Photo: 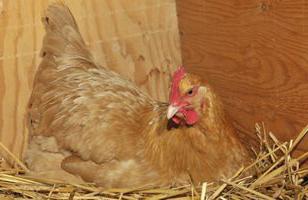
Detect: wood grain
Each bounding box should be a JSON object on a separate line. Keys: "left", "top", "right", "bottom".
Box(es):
{"left": 177, "top": 0, "right": 308, "bottom": 155}
{"left": 0, "top": 0, "right": 181, "bottom": 163}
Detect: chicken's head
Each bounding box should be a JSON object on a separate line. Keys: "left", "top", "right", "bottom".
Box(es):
{"left": 167, "top": 67, "right": 207, "bottom": 126}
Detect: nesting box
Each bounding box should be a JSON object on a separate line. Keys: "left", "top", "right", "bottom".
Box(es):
{"left": 0, "top": 0, "right": 307, "bottom": 199}
{"left": 0, "top": 0, "right": 307, "bottom": 167}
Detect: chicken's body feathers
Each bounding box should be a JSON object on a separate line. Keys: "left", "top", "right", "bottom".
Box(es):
{"left": 25, "top": 3, "right": 252, "bottom": 188}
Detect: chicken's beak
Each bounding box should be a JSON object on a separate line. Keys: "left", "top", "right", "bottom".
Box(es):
{"left": 167, "top": 105, "right": 180, "bottom": 119}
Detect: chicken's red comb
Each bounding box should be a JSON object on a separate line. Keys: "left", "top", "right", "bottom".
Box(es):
{"left": 169, "top": 66, "right": 186, "bottom": 103}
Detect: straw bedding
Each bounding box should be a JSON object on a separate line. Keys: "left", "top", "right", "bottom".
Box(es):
{"left": 0, "top": 123, "right": 307, "bottom": 200}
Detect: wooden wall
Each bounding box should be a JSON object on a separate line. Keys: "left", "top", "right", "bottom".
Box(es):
{"left": 177, "top": 0, "right": 308, "bottom": 155}
{"left": 0, "top": 0, "right": 181, "bottom": 164}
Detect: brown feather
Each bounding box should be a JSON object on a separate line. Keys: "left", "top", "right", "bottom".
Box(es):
{"left": 25, "top": 3, "right": 253, "bottom": 188}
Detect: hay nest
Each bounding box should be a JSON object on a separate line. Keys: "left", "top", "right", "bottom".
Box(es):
{"left": 0, "top": 124, "right": 307, "bottom": 200}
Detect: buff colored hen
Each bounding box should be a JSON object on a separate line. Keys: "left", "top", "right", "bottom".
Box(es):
{"left": 25, "top": 3, "right": 252, "bottom": 188}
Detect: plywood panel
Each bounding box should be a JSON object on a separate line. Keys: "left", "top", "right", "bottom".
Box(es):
{"left": 0, "top": 0, "right": 181, "bottom": 165}
{"left": 177, "top": 0, "right": 308, "bottom": 155}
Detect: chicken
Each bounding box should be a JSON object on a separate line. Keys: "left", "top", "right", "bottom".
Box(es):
{"left": 25, "top": 3, "right": 252, "bottom": 188}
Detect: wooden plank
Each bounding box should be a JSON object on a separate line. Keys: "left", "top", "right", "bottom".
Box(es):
{"left": 176, "top": 0, "right": 308, "bottom": 155}
{"left": 0, "top": 0, "right": 181, "bottom": 163}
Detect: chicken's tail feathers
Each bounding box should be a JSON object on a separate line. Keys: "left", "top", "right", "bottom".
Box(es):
{"left": 40, "top": 2, "right": 94, "bottom": 66}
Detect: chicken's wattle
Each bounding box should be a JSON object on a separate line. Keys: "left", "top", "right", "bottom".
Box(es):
{"left": 172, "top": 108, "right": 199, "bottom": 125}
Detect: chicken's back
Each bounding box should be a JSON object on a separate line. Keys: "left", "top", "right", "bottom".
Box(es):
{"left": 26, "top": 3, "right": 158, "bottom": 176}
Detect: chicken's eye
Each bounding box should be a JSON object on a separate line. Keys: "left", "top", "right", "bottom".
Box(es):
{"left": 187, "top": 88, "right": 194, "bottom": 96}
